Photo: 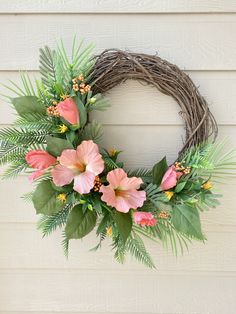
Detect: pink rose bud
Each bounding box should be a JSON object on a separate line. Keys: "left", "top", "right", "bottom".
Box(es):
{"left": 161, "top": 165, "right": 182, "bottom": 191}
{"left": 133, "top": 212, "right": 157, "bottom": 227}
{"left": 56, "top": 98, "right": 80, "bottom": 125}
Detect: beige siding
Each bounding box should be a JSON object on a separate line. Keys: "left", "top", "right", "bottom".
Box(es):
{"left": 0, "top": 1, "right": 236, "bottom": 313}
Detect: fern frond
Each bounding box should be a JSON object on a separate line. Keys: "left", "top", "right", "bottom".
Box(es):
{"left": 2, "top": 159, "right": 28, "bottom": 178}
{"left": 39, "top": 46, "right": 57, "bottom": 89}
{"left": 62, "top": 232, "right": 69, "bottom": 258}
{"left": 14, "top": 113, "right": 53, "bottom": 132}
{"left": 126, "top": 232, "right": 156, "bottom": 269}
{"left": 0, "top": 142, "right": 26, "bottom": 166}
{"left": 127, "top": 168, "right": 153, "bottom": 183}
{"left": 0, "top": 127, "right": 48, "bottom": 146}
{"left": 37, "top": 206, "right": 70, "bottom": 237}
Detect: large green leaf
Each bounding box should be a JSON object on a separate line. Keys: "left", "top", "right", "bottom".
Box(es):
{"left": 12, "top": 96, "right": 45, "bottom": 116}
{"left": 65, "top": 204, "right": 97, "bottom": 239}
{"left": 74, "top": 96, "right": 87, "bottom": 128}
{"left": 32, "top": 180, "right": 63, "bottom": 215}
{"left": 152, "top": 156, "right": 168, "bottom": 185}
{"left": 171, "top": 204, "right": 205, "bottom": 240}
{"left": 46, "top": 136, "right": 73, "bottom": 156}
{"left": 113, "top": 211, "right": 132, "bottom": 243}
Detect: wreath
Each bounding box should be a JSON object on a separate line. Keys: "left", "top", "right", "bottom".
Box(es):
{"left": 1, "top": 39, "right": 235, "bottom": 268}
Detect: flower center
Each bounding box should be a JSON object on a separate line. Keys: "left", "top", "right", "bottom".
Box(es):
{"left": 114, "top": 188, "right": 127, "bottom": 197}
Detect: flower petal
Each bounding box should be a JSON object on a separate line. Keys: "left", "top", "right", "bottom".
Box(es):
{"left": 25, "top": 150, "right": 56, "bottom": 170}
{"left": 121, "top": 189, "right": 146, "bottom": 210}
{"left": 28, "top": 169, "right": 45, "bottom": 182}
{"left": 73, "top": 171, "right": 95, "bottom": 194}
{"left": 120, "top": 176, "right": 143, "bottom": 190}
{"left": 100, "top": 185, "right": 117, "bottom": 207}
{"left": 106, "top": 168, "right": 127, "bottom": 188}
{"left": 76, "top": 140, "right": 104, "bottom": 175}
{"left": 58, "top": 149, "right": 77, "bottom": 168}
{"left": 52, "top": 164, "right": 74, "bottom": 186}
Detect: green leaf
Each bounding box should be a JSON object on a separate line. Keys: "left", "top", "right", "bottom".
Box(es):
{"left": 74, "top": 96, "right": 87, "bottom": 128}
{"left": 113, "top": 211, "right": 132, "bottom": 243}
{"left": 152, "top": 156, "right": 168, "bottom": 185}
{"left": 46, "top": 135, "right": 73, "bottom": 156}
{"left": 171, "top": 204, "right": 205, "bottom": 240}
{"left": 32, "top": 180, "right": 63, "bottom": 215}
{"left": 12, "top": 96, "right": 45, "bottom": 116}
{"left": 175, "top": 181, "right": 187, "bottom": 193}
{"left": 65, "top": 204, "right": 97, "bottom": 239}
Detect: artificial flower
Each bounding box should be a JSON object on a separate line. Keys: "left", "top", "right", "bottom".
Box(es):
{"left": 165, "top": 191, "right": 174, "bottom": 200}
{"left": 100, "top": 168, "right": 146, "bottom": 213}
{"left": 52, "top": 140, "right": 104, "bottom": 194}
{"left": 202, "top": 181, "right": 213, "bottom": 190}
{"left": 56, "top": 97, "right": 80, "bottom": 125}
{"left": 133, "top": 211, "right": 157, "bottom": 227}
{"left": 161, "top": 165, "right": 182, "bottom": 191}
{"left": 25, "top": 150, "right": 56, "bottom": 182}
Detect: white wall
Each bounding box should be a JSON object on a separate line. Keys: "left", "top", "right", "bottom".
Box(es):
{"left": 0, "top": 1, "right": 236, "bottom": 313}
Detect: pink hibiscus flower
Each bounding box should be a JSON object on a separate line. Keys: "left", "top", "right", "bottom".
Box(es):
{"left": 100, "top": 168, "right": 146, "bottom": 213}
{"left": 56, "top": 97, "right": 80, "bottom": 125}
{"left": 52, "top": 140, "right": 104, "bottom": 194}
{"left": 133, "top": 211, "right": 157, "bottom": 227}
{"left": 161, "top": 165, "right": 182, "bottom": 190}
{"left": 25, "top": 150, "right": 56, "bottom": 182}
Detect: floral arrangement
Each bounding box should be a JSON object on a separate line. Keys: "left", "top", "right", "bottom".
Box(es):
{"left": 1, "top": 39, "right": 236, "bottom": 268}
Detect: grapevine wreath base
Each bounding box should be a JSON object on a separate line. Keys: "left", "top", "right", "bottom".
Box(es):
{"left": 0, "top": 40, "right": 235, "bottom": 268}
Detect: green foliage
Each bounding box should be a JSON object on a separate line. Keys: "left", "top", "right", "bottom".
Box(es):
{"left": 113, "top": 211, "right": 132, "bottom": 243}
{"left": 0, "top": 127, "right": 48, "bottom": 146}
{"left": 127, "top": 168, "right": 153, "bottom": 183}
{"left": 1, "top": 159, "right": 28, "bottom": 178}
{"left": 32, "top": 180, "right": 64, "bottom": 215}
{"left": 152, "top": 156, "right": 168, "bottom": 185}
{"left": 152, "top": 220, "right": 190, "bottom": 256}
{"left": 12, "top": 96, "right": 45, "bottom": 116}
{"left": 39, "top": 46, "right": 57, "bottom": 89}
{"left": 74, "top": 96, "right": 87, "bottom": 127}
{"left": 80, "top": 120, "right": 103, "bottom": 144}
{"left": 180, "top": 141, "right": 236, "bottom": 179}
{"left": 171, "top": 204, "right": 205, "bottom": 240}
{"left": 113, "top": 232, "right": 155, "bottom": 268}
{"left": 46, "top": 136, "right": 73, "bottom": 156}
{"left": 87, "top": 93, "right": 110, "bottom": 112}
{"left": 1, "top": 72, "right": 36, "bottom": 98}
{"left": 14, "top": 113, "right": 53, "bottom": 132}
{"left": 37, "top": 205, "right": 70, "bottom": 237}
{"left": 65, "top": 204, "right": 97, "bottom": 239}
{"left": 145, "top": 183, "right": 165, "bottom": 205}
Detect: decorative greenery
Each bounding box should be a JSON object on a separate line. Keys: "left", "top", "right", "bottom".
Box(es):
{"left": 1, "top": 38, "right": 236, "bottom": 269}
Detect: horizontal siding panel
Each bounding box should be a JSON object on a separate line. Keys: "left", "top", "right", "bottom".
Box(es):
{"left": 1, "top": 71, "right": 236, "bottom": 125}
{"left": 0, "top": 14, "right": 236, "bottom": 70}
{"left": 0, "top": 0, "right": 236, "bottom": 13}
{"left": 0, "top": 224, "right": 236, "bottom": 272}
{"left": 0, "top": 270, "right": 235, "bottom": 313}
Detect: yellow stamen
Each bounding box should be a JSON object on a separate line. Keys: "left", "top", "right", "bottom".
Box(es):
{"left": 202, "top": 181, "right": 213, "bottom": 190}
{"left": 58, "top": 124, "right": 68, "bottom": 133}
{"left": 165, "top": 191, "right": 174, "bottom": 200}
{"left": 57, "top": 193, "right": 67, "bottom": 202}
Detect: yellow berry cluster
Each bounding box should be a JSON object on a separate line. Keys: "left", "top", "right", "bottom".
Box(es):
{"left": 72, "top": 75, "right": 91, "bottom": 94}
{"left": 158, "top": 211, "right": 170, "bottom": 219}
{"left": 93, "top": 176, "right": 102, "bottom": 192}
{"left": 47, "top": 105, "right": 60, "bottom": 117}
{"left": 174, "top": 161, "right": 191, "bottom": 175}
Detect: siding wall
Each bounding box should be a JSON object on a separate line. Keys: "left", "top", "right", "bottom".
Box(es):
{"left": 0, "top": 1, "right": 236, "bottom": 313}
